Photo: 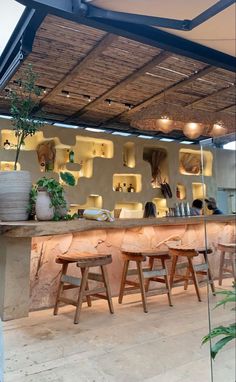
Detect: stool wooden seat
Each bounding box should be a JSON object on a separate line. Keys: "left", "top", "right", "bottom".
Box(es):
{"left": 118, "top": 250, "right": 173, "bottom": 313}
{"left": 54, "top": 252, "right": 114, "bottom": 324}
{"left": 168, "top": 245, "right": 215, "bottom": 302}
{"left": 218, "top": 243, "right": 236, "bottom": 285}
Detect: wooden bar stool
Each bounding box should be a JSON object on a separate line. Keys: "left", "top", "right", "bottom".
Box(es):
{"left": 168, "top": 245, "right": 215, "bottom": 302}
{"left": 118, "top": 250, "right": 173, "bottom": 313}
{"left": 218, "top": 243, "right": 236, "bottom": 285}
{"left": 54, "top": 252, "right": 114, "bottom": 324}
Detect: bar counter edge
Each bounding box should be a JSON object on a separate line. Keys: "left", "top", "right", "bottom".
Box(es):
{"left": 0, "top": 214, "right": 235, "bottom": 238}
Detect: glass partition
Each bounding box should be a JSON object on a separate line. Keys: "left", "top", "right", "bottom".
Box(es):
{"left": 200, "top": 137, "right": 236, "bottom": 381}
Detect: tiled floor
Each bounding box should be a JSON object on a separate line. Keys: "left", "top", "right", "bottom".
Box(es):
{"left": 2, "top": 281, "right": 235, "bottom": 382}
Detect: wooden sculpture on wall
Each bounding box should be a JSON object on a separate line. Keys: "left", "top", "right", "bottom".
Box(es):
{"left": 37, "top": 140, "right": 56, "bottom": 171}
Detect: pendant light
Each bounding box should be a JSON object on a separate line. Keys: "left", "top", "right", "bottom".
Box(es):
{"left": 157, "top": 90, "right": 174, "bottom": 133}
{"left": 183, "top": 122, "right": 204, "bottom": 139}
{"left": 210, "top": 121, "right": 227, "bottom": 137}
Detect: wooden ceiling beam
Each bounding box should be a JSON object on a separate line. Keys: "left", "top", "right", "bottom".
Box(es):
{"left": 38, "top": 33, "right": 117, "bottom": 108}
{"left": 185, "top": 84, "right": 236, "bottom": 109}
{"left": 126, "top": 65, "right": 216, "bottom": 116}
{"left": 65, "top": 50, "right": 170, "bottom": 122}
{"left": 216, "top": 103, "right": 236, "bottom": 113}
{"left": 99, "top": 65, "right": 216, "bottom": 126}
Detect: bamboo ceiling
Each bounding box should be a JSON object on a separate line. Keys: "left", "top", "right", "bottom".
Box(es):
{"left": 0, "top": 14, "right": 235, "bottom": 140}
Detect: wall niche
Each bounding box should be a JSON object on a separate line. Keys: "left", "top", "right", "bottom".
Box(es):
{"left": 143, "top": 147, "right": 168, "bottom": 188}
{"left": 152, "top": 198, "right": 168, "bottom": 217}
{"left": 192, "top": 182, "right": 206, "bottom": 200}
{"left": 123, "top": 142, "right": 135, "bottom": 168}
{"left": 179, "top": 148, "right": 213, "bottom": 176}
{"left": 69, "top": 195, "right": 103, "bottom": 214}
{"left": 115, "top": 202, "right": 143, "bottom": 218}
{"left": 113, "top": 174, "right": 141, "bottom": 193}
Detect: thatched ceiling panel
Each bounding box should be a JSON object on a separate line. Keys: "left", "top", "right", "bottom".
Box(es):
{"left": 62, "top": 38, "right": 161, "bottom": 101}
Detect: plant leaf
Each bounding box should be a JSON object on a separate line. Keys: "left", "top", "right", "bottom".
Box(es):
{"left": 211, "top": 336, "right": 234, "bottom": 360}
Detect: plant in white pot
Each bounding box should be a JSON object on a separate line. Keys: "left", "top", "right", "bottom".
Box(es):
{"left": 29, "top": 173, "right": 76, "bottom": 221}
{"left": 0, "top": 65, "right": 43, "bottom": 221}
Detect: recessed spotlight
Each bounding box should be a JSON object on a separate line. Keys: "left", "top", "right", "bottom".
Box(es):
{"left": 85, "top": 127, "right": 106, "bottom": 133}
{"left": 53, "top": 122, "right": 79, "bottom": 129}
{"left": 159, "top": 138, "right": 174, "bottom": 142}
{"left": 180, "top": 140, "right": 194, "bottom": 144}
{"left": 137, "top": 135, "right": 153, "bottom": 139}
{"left": 112, "top": 132, "right": 131, "bottom": 136}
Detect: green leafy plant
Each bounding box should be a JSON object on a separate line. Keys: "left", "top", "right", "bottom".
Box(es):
{"left": 36, "top": 177, "right": 67, "bottom": 210}
{"left": 9, "top": 64, "right": 43, "bottom": 170}
{"left": 29, "top": 174, "right": 76, "bottom": 220}
{"left": 202, "top": 284, "right": 236, "bottom": 359}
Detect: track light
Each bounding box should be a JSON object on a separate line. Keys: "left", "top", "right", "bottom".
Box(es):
{"left": 84, "top": 95, "right": 91, "bottom": 102}
{"left": 61, "top": 90, "right": 70, "bottom": 98}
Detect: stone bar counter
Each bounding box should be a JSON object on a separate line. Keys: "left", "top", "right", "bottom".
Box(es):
{"left": 0, "top": 215, "right": 235, "bottom": 321}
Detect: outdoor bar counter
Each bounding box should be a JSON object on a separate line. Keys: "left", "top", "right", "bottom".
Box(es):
{"left": 0, "top": 215, "right": 235, "bottom": 320}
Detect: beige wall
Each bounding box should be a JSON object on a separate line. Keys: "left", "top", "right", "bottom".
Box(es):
{"left": 0, "top": 118, "right": 235, "bottom": 214}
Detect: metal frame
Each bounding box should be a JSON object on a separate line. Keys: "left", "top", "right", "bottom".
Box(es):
{"left": 13, "top": 0, "right": 235, "bottom": 73}
{"left": 0, "top": 7, "right": 46, "bottom": 89}
{"left": 87, "top": 0, "right": 236, "bottom": 30}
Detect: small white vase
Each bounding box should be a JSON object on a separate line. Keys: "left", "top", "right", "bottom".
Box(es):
{"left": 35, "top": 190, "right": 54, "bottom": 221}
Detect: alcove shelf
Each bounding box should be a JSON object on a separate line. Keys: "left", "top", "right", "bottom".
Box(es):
{"left": 179, "top": 148, "right": 213, "bottom": 176}
{"left": 69, "top": 195, "right": 103, "bottom": 214}
{"left": 192, "top": 182, "right": 206, "bottom": 200}
{"left": 176, "top": 183, "right": 186, "bottom": 200}
{"left": 143, "top": 147, "right": 169, "bottom": 188}
{"left": 113, "top": 174, "right": 142, "bottom": 193}
{"left": 123, "top": 142, "right": 135, "bottom": 168}
{"left": 0, "top": 161, "right": 20, "bottom": 171}
{"left": 152, "top": 198, "right": 168, "bottom": 217}
{"left": 114, "top": 202, "right": 143, "bottom": 218}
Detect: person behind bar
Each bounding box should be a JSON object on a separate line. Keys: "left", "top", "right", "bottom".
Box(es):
{"left": 190, "top": 199, "right": 203, "bottom": 216}
{"left": 143, "top": 202, "right": 157, "bottom": 218}
{"left": 205, "top": 197, "right": 223, "bottom": 215}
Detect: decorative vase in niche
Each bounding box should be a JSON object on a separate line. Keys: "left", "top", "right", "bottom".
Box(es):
{"left": 35, "top": 189, "right": 54, "bottom": 221}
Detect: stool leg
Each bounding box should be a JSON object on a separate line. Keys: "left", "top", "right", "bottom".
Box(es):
{"left": 81, "top": 267, "right": 92, "bottom": 307}
{"left": 136, "top": 260, "right": 148, "bottom": 313}
{"left": 203, "top": 253, "right": 216, "bottom": 295}
{"left": 184, "top": 267, "right": 191, "bottom": 290}
{"left": 161, "top": 257, "right": 173, "bottom": 307}
{"left": 101, "top": 265, "right": 114, "bottom": 314}
{"left": 145, "top": 257, "right": 154, "bottom": 292}
{"left": 188, "top": 257, "right": 201, "bottom": 302}
{"left": 118, "top": 259, "right": 130, "bottom": 304}
{"left": 230, "top": 254, "right": 236, "bottom": 280}
{"left": 54, "top": 263, "right": 68, "bottom": 316}
{"left": 169, "top": 255, "right": 178, "bottom": 289}
{"left": 219, "top": 251, "right": 225, "bottom": 286}
{"left": 74, "top": 267, "right": 89, "bottom": 324}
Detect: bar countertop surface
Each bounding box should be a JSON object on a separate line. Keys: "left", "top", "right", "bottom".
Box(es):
{"left": 0, "top": 215, "right": 235, "bottom": 237}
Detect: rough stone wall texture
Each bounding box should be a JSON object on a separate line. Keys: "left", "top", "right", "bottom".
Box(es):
{"left": 29, "top": 222, "right": 235, "bottom": 311}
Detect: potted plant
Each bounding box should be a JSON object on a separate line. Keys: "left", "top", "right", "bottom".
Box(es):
{"left": 0, "top": 64, "right": 43, "bottom": 221}
{"left": 30, "top": 172, "right": 76, "bottom": 221}
{"left": 202, "top": 283, "right": 236, "bottom": 359}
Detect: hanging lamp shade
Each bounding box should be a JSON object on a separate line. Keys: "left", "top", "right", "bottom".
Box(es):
{"left": 156, "top": 117, "right": 174, "bottom": 133}
{"left": 183, "top": 122, "right": 204, "bottom": 139}
{"left": 210, "top": 122, "right": 227, "bottom": 137}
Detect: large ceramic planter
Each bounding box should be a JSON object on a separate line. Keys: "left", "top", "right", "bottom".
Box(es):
{"left": 0, "top": 171, "right": 32, "bottom": 221}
